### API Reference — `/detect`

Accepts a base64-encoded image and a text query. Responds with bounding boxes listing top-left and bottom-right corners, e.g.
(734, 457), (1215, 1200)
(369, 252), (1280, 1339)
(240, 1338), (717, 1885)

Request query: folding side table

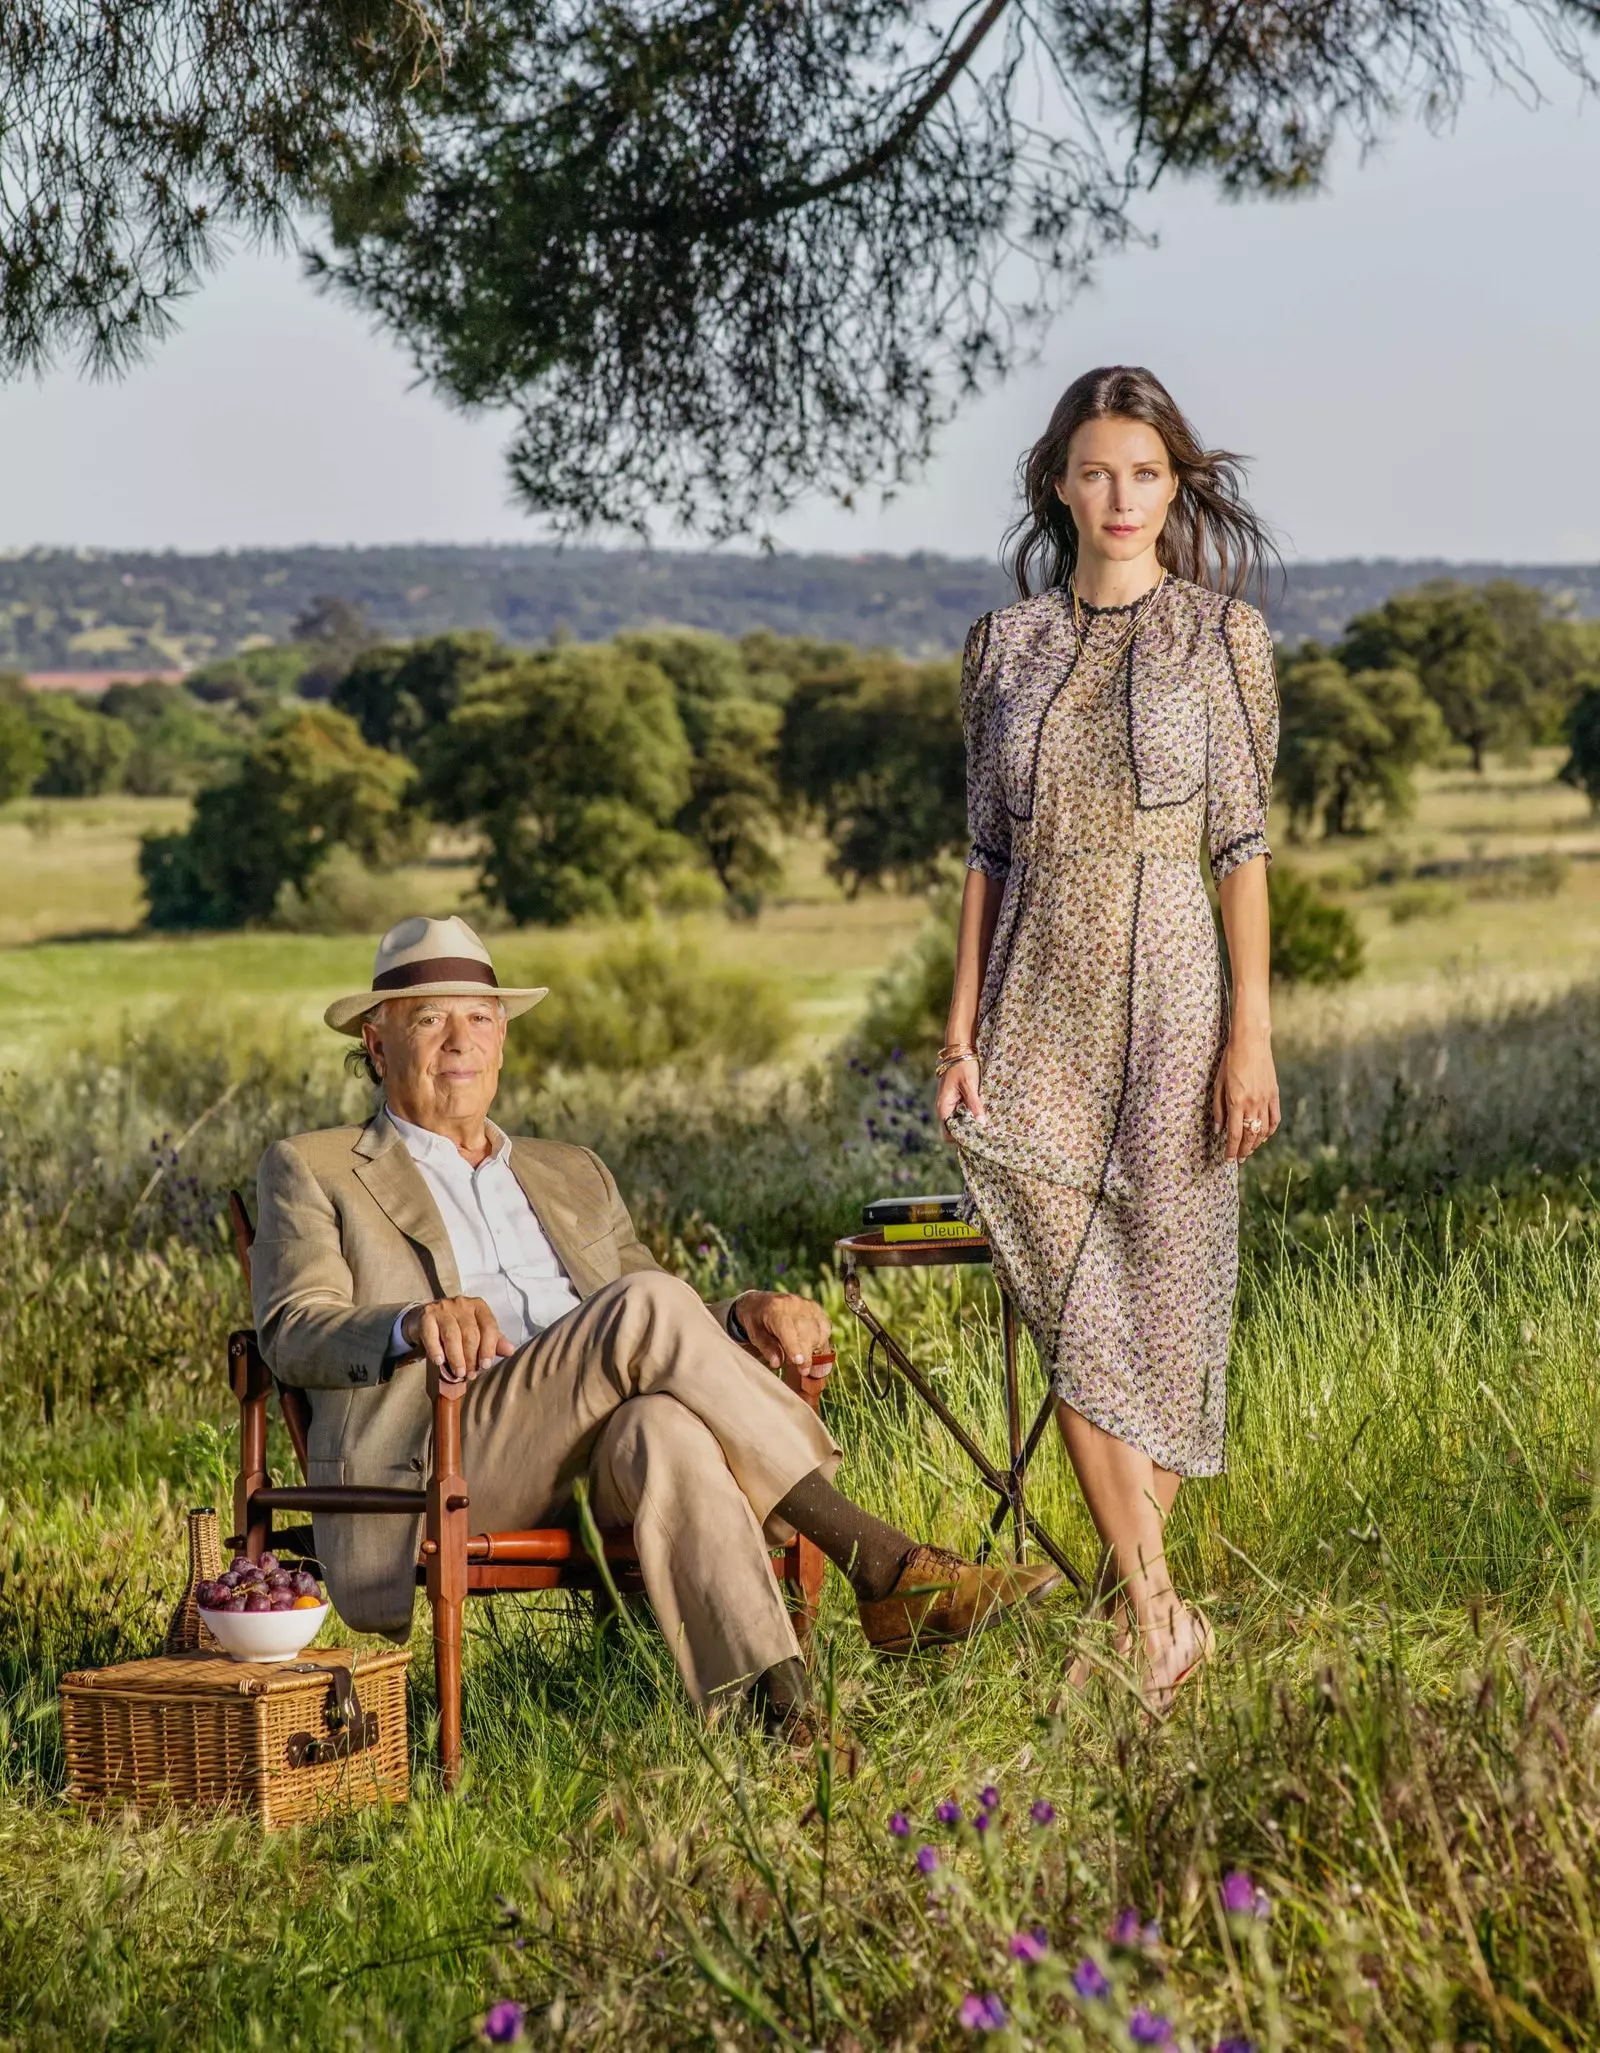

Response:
(835, 1229), (1085, 1592)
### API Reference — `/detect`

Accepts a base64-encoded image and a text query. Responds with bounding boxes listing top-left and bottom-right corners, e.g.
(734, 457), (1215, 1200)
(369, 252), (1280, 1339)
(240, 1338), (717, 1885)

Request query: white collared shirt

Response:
(385, 1107), (581, 1356)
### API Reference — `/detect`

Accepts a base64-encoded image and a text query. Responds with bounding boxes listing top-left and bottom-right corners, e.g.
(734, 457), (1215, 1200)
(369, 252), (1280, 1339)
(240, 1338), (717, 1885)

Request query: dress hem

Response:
(1049, 1379), (1226, 1481)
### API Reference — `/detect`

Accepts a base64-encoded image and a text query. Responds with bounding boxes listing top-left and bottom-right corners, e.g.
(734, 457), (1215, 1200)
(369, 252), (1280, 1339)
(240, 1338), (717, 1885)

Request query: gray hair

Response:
(343, 996), (507, 1091)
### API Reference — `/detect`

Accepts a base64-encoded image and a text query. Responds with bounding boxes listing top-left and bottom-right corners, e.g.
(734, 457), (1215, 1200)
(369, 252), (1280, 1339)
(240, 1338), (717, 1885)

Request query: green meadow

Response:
(3, 761), (1600, 2049)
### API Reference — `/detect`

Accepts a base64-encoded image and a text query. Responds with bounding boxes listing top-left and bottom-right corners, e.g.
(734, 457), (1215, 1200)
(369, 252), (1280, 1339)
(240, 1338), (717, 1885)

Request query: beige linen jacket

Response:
(251, 1110), (734, 1633)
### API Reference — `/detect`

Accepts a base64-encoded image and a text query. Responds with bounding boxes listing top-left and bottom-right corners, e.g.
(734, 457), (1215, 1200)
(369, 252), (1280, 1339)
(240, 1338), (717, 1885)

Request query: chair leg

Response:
(434, 1592), (464, 1792)
(426, 1365), (470, 1791)
(790, 1534), (826, 1651)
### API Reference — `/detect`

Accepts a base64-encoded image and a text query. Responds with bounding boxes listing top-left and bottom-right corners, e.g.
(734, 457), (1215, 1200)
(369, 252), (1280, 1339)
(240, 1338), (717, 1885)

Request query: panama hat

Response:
(324, 915), (549, 1035)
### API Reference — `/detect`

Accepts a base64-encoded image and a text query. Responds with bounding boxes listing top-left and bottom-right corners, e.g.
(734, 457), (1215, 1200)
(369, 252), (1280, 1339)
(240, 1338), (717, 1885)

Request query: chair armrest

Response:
(780, 1353), (832, 1415)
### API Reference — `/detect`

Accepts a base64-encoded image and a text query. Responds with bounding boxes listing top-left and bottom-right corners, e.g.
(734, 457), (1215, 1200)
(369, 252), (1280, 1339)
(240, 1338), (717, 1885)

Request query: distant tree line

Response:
(4, 545), (1600, 677)
(2, 577), (1596, 937)
(114, 606), (966, 929)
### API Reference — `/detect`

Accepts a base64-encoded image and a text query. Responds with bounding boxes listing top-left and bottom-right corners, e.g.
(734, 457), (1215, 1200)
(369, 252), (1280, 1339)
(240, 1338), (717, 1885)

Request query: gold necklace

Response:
(1069, 570), (1167, 668)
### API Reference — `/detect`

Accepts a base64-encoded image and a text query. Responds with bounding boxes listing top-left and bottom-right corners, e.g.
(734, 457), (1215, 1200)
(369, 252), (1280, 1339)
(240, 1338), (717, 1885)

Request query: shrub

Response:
(1387, 880), (1461, 925)
(1268, 864), (1365, 983)
(503, 931), (794, 1077)
(140, 706), (416, 929)
(0, 679), (46, 801)
(271, 845), (439, 934)
(850, 879), (960, 1067)
(26, 692), (134, 795)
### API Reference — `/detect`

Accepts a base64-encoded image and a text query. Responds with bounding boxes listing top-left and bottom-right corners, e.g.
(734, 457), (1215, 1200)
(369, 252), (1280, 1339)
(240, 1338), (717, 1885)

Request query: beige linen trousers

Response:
(251, 1112), (840, 1703)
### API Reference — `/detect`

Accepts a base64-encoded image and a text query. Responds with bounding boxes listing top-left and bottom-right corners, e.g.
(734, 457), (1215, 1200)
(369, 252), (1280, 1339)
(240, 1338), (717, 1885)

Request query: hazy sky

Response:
(2, 59), (1596, 566)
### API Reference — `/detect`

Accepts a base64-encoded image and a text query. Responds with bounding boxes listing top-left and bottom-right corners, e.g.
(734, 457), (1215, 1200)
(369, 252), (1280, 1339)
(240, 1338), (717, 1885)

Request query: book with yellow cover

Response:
(881, 1220), (985, 1244)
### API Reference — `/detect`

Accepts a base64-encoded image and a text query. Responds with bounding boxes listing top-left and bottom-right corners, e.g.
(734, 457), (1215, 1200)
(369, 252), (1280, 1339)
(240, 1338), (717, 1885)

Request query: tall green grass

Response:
(3, 983), (1600, 2047)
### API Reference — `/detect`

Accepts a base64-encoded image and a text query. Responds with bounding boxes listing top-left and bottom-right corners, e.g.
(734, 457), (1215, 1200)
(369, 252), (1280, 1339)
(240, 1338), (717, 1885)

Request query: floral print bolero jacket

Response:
(960, 576), (1279, 895)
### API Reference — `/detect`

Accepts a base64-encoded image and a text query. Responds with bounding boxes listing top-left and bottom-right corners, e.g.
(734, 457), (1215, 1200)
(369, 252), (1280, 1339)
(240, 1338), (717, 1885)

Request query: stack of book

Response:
(861, 1195), (985, 1245)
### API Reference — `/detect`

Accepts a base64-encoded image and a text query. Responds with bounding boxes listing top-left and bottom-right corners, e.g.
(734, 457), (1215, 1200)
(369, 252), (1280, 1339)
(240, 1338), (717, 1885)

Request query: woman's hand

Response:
(937, 1055), (985, 1129)
(1212, 1025), (1280, 1164)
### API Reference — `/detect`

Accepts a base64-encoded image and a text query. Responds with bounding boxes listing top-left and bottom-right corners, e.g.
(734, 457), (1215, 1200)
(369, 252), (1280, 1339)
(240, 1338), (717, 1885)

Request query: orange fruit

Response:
(291, 1594), (323, 1610)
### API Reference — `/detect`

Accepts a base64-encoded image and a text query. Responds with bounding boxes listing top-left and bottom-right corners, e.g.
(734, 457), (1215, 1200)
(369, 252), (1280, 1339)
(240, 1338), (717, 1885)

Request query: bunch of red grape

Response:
(198, 1552), (324, 1614)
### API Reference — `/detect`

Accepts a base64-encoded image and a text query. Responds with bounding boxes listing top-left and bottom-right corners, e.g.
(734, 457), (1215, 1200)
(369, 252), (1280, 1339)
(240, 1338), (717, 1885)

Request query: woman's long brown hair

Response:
(1004, 365), (1278, 603)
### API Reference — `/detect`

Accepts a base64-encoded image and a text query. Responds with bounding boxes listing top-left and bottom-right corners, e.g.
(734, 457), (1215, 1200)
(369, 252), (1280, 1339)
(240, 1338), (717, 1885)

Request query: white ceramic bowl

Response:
(201, 1601), (330, 1664)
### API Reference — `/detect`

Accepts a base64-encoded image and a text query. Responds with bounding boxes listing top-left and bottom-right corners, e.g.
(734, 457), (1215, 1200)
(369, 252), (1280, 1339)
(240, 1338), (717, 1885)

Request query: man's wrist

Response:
(726, 1291), (754, 1346)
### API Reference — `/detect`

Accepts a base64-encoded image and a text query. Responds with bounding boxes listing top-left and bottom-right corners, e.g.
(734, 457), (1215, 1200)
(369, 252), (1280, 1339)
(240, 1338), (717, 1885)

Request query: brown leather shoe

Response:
(858, 1544), (1064, 1654)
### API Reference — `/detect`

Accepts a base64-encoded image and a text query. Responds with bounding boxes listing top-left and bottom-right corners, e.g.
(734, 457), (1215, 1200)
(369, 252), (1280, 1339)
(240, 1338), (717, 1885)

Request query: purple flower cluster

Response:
(1071, 1957), (1109, 2000)
(959, 1992), (1009, 2032)
(915, 1845), (939, 1875)
(1128, 2009), (1175, 2046)
(480, 2000), (525, 2045)
(1108, 1908), (1161, 1948)
(1029, 1798), (1056, 1826)
(889, 1811), (910, 1839)
(1220, 1870), (1271, 1921)
(1007, 1928), (1048, 1965)
(936, 1799), (963, 1826)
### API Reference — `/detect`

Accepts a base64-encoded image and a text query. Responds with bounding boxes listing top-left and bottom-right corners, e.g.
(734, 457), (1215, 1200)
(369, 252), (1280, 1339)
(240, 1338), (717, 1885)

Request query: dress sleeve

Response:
(961, 612), (1011, 878)
(1208, 600), (1279, 883)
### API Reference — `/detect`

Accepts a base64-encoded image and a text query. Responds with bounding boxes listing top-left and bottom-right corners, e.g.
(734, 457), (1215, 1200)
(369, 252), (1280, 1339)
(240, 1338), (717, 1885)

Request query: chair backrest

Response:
(227, 1187), (312, 1479)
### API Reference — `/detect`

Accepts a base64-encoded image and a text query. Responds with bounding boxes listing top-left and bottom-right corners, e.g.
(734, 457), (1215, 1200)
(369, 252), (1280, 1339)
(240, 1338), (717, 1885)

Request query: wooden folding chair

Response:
(224, 1191), (827, 1788)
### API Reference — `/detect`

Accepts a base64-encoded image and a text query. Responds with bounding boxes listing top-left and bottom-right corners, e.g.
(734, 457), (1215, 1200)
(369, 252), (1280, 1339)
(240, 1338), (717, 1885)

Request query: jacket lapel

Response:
(352, 1113), (463, 1299)
(506, 1139), (610, 1298)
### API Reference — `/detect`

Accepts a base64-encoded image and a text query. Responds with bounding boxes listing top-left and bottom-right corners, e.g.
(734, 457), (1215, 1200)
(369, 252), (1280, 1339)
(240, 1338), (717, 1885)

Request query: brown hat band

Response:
(372, 955), (499, 991)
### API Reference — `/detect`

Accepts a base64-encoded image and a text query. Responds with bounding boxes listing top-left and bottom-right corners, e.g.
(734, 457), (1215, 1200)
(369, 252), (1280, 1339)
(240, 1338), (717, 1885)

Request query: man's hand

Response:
(734, 1290), (832, 1390)
(402, 1296), (516, 1382)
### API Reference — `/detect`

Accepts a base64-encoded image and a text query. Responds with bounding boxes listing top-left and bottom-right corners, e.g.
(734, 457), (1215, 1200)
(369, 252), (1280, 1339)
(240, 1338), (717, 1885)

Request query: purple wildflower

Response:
(973, 1811), (990, 1834)
(1029, 1798), (1056, 1826)
(481, 2001), (525, 2045)
(1142, 1918), (1162, 1946)
(936, 1799), (963, 1826)
(1072, 1957), (1110, 2000)
(959, 1993), (1009, 2032)
(1220, 1870), (1271, 1921)
(978, 1784), (1000, 1810)
(916, 1845), (939, 1874)
(1108, 1907), (1144, 1947)
(1128, 2011), (1175, 2047)
(889, 1811), (911, 1839)
(1008, 1929), (1049, 1964)
(1214, 2040), (1257, 2053)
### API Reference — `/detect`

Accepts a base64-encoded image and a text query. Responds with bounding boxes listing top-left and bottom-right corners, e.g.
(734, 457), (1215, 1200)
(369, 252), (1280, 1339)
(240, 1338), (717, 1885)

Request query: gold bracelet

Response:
(935, 1053), (980, 1078)
(937, 1044), (978, 1062)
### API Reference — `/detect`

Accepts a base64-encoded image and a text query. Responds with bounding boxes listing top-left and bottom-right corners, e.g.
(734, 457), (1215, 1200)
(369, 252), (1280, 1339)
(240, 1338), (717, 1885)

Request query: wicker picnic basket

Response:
(60, 1644), (411, 1828)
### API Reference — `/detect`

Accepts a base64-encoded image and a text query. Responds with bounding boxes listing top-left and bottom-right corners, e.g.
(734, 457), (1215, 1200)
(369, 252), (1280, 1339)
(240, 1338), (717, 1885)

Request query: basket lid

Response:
(59, 1647), (408, 1697)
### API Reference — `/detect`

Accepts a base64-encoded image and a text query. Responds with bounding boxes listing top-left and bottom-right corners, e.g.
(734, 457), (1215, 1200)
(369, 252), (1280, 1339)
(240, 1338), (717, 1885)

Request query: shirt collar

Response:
(385, 1105), (512, 1169)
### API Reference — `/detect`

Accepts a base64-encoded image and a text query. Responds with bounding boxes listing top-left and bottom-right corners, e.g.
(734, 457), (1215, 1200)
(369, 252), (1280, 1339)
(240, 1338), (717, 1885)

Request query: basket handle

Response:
(283, 1666), (379, 1767)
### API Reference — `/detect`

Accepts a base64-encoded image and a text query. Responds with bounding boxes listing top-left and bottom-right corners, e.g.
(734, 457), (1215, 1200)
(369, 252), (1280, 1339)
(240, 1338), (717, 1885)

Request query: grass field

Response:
(3, 757), (1600, 2049)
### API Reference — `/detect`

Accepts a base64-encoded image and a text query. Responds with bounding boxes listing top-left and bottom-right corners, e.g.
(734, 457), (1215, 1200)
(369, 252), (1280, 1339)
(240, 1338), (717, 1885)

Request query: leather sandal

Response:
(859, 1544), (1064, 1655)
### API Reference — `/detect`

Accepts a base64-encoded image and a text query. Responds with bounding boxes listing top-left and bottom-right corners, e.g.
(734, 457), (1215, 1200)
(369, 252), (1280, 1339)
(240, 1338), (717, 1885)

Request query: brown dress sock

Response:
(773, 1465), (915, 1603)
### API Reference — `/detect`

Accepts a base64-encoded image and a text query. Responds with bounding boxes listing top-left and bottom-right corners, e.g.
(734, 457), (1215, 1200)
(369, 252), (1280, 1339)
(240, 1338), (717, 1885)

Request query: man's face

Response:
(362, 995), (507, 1132)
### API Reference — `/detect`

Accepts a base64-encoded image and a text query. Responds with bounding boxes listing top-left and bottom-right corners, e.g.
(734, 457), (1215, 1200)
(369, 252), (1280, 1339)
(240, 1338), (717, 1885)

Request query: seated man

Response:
(252, 915), (1062, 1731)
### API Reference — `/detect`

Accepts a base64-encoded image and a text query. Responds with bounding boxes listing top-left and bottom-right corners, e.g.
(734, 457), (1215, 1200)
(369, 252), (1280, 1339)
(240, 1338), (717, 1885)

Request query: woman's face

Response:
(1054, 415), (1178, 566)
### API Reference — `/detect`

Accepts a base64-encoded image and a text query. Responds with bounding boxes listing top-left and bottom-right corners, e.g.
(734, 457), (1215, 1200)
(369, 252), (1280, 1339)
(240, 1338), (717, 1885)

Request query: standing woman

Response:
(938, 365), (1280, 1708)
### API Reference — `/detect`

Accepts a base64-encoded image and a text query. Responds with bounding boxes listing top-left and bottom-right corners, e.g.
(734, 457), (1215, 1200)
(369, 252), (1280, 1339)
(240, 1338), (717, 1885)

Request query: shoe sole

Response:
(868, 1567), (1066, 1657)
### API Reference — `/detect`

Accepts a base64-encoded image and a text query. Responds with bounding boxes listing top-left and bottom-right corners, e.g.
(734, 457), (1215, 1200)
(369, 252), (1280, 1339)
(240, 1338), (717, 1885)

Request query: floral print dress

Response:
(947, 577), (1278, 1475)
